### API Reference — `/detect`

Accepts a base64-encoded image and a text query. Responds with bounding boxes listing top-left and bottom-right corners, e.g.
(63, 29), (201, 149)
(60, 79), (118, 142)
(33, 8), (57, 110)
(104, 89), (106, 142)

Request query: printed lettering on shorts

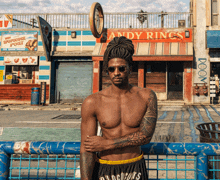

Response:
(99, 171), (141, 180)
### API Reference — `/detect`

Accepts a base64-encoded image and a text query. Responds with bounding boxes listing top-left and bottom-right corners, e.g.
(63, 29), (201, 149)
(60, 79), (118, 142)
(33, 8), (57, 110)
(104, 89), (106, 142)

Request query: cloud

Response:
(0, 0), (52, 13)
(0, 0), (189, 13)
(0, 0), (91, 13)
(103, 0), (188, 12)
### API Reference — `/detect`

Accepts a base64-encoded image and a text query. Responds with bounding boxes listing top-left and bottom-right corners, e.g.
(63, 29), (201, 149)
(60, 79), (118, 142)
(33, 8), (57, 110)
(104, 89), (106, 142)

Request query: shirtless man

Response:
(80, 36), (157, 180)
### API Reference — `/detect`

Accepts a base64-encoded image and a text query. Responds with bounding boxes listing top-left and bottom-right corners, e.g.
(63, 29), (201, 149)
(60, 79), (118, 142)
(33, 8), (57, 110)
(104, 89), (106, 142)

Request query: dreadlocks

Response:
(103, 36), (134, 73)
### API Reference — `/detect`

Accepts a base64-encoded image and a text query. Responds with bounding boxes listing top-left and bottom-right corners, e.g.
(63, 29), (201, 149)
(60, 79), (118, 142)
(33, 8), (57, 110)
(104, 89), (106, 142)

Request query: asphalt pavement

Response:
(0, 103), (220, 143)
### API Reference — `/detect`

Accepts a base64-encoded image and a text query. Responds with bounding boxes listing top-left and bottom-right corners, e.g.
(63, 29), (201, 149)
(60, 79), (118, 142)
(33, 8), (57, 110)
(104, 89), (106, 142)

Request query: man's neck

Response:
(110, 83), (132, 96)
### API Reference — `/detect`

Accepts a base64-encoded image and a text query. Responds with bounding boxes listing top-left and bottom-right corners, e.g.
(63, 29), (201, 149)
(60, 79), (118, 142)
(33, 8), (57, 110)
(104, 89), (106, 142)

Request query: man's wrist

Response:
(105, 139), (114, 150)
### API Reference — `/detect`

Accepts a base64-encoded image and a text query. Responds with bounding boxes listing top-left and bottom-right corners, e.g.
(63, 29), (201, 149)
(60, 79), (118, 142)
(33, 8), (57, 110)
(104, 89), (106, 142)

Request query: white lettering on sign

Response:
(93, 68), (99, 73)
(135, 32), (143, 39)
(107, 31), (186, 41)
(146, 32), (153, 40)
(99, 172), (141, 180)
(160, 32), (167, 39)
(127, 32), (134, 39)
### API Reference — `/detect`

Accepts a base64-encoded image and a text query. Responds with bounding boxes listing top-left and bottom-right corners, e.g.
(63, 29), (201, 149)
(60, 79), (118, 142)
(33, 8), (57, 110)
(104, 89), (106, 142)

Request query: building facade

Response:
(92, 28), (193, 104)
(0, 29), (50, 104)
(50, 29), (96, 103)
(0, 12), (194, 104)
(192, 0), (220, 104)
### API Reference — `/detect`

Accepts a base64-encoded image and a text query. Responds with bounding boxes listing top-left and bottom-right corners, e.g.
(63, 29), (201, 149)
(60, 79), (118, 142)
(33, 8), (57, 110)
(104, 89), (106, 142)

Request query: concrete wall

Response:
(193, 0), (210, 103)
(51, 28), (96, 55)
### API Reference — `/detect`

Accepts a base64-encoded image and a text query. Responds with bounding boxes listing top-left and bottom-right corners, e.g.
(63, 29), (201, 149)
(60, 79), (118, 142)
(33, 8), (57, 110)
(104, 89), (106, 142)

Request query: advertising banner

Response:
(0, 14), (13, 29)
(1, 31), (38, 51)
(6, 75), (12, 80)
(37, 16), (52, 61)
(0, 70), (3, 82)
(4, 56), (38, 65)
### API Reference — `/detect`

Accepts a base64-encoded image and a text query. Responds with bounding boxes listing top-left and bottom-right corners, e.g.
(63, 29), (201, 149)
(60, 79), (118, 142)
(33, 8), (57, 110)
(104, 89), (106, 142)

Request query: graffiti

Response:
(198, 58), (207, 83)
(14, 142), (30, 154)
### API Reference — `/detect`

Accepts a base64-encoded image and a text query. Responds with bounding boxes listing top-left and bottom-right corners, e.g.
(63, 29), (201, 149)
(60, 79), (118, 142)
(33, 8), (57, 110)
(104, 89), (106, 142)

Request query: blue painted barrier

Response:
(0, 142), (219, 179)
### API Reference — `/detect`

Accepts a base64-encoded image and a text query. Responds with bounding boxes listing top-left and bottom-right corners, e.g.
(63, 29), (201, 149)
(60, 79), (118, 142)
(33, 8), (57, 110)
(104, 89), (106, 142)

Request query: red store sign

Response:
(97, 28), (193, 43)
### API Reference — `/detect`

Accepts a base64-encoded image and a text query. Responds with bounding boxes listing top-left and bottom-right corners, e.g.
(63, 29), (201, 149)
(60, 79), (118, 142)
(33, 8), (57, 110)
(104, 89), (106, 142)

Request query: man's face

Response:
(107, 58), (131, 86)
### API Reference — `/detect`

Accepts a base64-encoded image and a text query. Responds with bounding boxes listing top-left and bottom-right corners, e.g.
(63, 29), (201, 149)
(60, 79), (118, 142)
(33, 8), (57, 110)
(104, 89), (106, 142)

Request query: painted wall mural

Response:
(197, 58), (207, 83)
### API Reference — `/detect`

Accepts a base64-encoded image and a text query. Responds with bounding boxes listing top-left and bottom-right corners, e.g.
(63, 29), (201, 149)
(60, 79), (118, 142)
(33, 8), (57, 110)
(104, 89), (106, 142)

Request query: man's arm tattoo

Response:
(80, 152), (96, 180)
(113, 91), (158, 149)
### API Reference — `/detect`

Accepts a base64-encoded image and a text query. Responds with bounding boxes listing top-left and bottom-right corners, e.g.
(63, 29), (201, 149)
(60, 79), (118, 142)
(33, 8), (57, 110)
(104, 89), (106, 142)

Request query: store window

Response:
(211, 62), (220, 93)
(211, 0), (218, 26)
(5, 65), (37, 84)
(211, 63), (220, 77)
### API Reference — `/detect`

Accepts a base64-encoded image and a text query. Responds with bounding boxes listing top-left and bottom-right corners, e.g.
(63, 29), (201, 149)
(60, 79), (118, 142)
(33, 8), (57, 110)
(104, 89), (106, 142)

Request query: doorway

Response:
(167, 62), (183, 100)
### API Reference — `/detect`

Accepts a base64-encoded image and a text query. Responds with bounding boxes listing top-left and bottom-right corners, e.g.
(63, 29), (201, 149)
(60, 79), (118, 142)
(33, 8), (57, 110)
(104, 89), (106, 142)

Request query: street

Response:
(0, 105), (219, 143)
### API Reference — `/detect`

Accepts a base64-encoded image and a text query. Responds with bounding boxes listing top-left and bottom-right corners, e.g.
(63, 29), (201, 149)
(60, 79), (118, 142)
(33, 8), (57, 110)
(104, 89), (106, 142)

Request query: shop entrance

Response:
(168, 62), (183, 100)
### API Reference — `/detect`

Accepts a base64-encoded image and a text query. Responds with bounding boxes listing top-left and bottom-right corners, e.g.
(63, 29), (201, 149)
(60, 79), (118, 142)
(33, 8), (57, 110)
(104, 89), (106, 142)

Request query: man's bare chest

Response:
(96, 94), (147, 129)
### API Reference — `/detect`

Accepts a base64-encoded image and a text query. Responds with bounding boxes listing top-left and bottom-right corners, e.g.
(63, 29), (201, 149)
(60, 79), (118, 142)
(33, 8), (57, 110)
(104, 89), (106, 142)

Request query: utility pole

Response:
(30, 18), (37, 28)
(159, 11), (168, 28)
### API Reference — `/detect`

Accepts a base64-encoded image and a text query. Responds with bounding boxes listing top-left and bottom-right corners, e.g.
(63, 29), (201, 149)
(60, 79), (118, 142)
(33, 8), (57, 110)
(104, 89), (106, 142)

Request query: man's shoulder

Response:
(82, 93), (99, 106)
(135, 87), (156, 98)
(132, 87), (157, 105)
(82, 88), (109, 107)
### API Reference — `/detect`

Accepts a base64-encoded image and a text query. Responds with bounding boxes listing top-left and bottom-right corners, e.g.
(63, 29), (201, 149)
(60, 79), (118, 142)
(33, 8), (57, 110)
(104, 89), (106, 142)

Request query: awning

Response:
(92, 42), (193, 61)
(51, 51), (94, 56)
(207, 30), (220, 48)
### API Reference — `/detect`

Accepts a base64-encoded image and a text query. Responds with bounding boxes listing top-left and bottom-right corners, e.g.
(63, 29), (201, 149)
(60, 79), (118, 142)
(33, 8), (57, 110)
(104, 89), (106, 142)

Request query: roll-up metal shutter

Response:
(56, 61), (93, 103)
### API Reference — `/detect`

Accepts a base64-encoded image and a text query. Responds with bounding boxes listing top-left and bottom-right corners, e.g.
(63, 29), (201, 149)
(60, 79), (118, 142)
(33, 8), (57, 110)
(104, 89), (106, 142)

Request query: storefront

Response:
(50, 29), (96, 103)
(207, 30), (220, 103)
(92, 29), (193, 103)
(0, 16), (51, 103)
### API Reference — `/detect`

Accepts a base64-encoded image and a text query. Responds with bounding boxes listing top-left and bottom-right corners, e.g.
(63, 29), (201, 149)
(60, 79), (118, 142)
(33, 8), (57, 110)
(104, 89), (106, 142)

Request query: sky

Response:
(0, 0), (190, 13)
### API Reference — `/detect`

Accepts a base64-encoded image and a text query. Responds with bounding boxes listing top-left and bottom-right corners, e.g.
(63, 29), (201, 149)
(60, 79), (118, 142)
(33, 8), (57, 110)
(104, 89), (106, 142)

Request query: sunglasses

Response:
(107, 66), (127, 73)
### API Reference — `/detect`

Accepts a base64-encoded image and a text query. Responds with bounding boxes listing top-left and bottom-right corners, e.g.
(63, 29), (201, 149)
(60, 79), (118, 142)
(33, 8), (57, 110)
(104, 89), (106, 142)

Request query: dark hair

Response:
(103, 36), (134, 73)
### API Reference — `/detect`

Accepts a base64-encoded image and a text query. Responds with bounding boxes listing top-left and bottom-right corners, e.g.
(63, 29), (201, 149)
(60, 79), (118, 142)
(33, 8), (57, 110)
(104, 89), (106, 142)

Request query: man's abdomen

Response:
(99, 146), (141, 161)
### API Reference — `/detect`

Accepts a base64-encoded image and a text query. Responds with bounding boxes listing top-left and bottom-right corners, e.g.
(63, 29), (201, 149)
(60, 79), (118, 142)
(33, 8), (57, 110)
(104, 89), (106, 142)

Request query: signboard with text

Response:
(0, 15), (13, 29)
(1, 31), (38, 51)
(97, 29), (193, 43)
(4, 56), (38, 65)
(0, 70), (3, 82)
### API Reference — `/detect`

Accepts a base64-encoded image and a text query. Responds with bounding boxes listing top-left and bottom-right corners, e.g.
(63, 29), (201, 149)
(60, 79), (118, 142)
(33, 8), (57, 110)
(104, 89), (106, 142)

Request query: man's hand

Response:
(84, 136), (108, 152)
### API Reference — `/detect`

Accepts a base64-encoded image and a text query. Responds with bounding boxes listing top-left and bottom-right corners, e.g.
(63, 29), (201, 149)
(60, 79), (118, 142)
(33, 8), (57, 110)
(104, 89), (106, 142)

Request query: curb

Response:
(2, 107), (82, 111)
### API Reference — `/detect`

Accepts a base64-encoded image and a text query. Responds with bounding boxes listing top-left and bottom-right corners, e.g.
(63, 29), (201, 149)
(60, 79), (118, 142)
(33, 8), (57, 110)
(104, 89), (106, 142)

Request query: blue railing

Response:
(0, 142), (219, 180)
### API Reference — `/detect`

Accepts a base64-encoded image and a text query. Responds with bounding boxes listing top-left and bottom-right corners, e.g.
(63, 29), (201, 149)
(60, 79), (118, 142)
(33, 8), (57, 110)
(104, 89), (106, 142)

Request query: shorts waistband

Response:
(97, 152), (144, 165)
